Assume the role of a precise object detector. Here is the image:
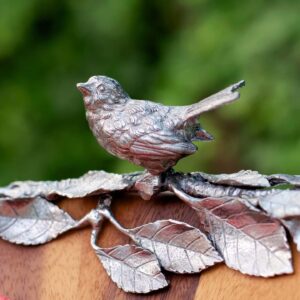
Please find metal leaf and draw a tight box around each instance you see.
[267,174,300,187]
[94,244,168,293]
[171,186,293,277]
[168,172,274,207]
[199,170,270,188]
[259,190,300,219]
[168,171,300,210]
[97,205,223,274]
[0,170,140,201]
[282,218,300,251]
[128,219,223,273]
[0,197,76,245]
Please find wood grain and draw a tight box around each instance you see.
[0,193,299,300]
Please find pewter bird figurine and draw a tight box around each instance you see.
[77,76,245,175]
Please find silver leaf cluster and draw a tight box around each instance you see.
[0,169,300,293]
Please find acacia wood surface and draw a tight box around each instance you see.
[0,193,299,300]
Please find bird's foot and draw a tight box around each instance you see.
[134,170,171,200]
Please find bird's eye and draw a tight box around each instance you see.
[97,84,105,92]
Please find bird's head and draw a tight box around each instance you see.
[77,76,129,109]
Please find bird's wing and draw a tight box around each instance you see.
[175,80,245,124]
[129,130,197,159]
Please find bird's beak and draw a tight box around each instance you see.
[77,83,92,96]
[196,128,214,141]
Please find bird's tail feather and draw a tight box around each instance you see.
[181,80,245,122]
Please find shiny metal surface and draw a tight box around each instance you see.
[93,243,168,293]
[259,190,300,219]
[0,170,140,201]
[0,76,300,294]
[99,206,223,273]
[77,75,244,175]
[199,170,271,187]
[168,171,300,209]
[282,218,300,251]
[129,219,223,273]
[170,185,293,277]
[2,169,300,205]
[0,196,76,245]
[88,200,169,294]
[267,174,300,187]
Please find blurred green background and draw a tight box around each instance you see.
[0,0,299,184]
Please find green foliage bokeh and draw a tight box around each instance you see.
[0,0,299,184]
